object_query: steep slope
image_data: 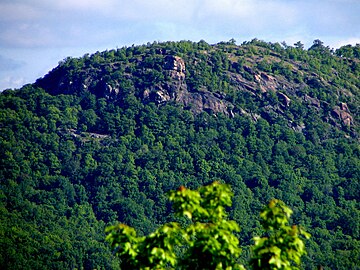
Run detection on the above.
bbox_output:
[1,40,359,269]
[35,39,360,136]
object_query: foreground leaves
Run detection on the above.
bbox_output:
[106,183,309,269]
[106,182,244,269]
[250,199,310,270]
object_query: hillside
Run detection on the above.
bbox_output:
[1,39,359,269]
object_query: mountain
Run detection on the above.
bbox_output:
[1,39,359,269]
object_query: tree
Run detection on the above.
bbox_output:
[294,41,304,50]
[105,182,244,269]
[250,199,310,270]
[105,183,309,269]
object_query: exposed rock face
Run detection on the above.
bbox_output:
[340,102,350,112]
[165,55,186,77]
[306,77,324,89]
[229,73,257,93]
[164,55,186,97]
[332,103,353,126]
[255,72,278,93]
[178,90,230,115]
[98,81,120,98]
[229,69,295,98]
[144,55,233,115]
[304,95,320,108]
[277,92,291,107]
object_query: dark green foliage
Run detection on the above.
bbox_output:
[1,40,359,269]
[106,183,309,270]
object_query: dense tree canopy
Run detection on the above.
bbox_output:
[0,40,359,269]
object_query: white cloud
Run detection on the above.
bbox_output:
[0,2,41,21]
[51,0,115,11]
[0,0,359,89]
[329,37,360,48]
[1,0,358,49]
[198,0,252,19]
[0,75,26,90]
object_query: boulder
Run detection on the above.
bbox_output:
[304,95,320,108]
[332,106,353,126]
[277,92,291,107]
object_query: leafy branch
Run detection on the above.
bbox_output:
[106,183,310,270]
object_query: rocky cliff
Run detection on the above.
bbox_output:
[35,40,359,136]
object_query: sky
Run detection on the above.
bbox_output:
[1,0,359,91]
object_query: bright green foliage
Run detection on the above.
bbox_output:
[106,182,245,270]
[170,183,244,270]
[106,222,181,269]
[106,183,310,270]
[250,199,310,270]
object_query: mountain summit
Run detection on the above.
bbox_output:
[35,39,359,135]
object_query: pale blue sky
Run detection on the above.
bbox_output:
[1,0,359,90]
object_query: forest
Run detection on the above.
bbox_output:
[0,39,359,269]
